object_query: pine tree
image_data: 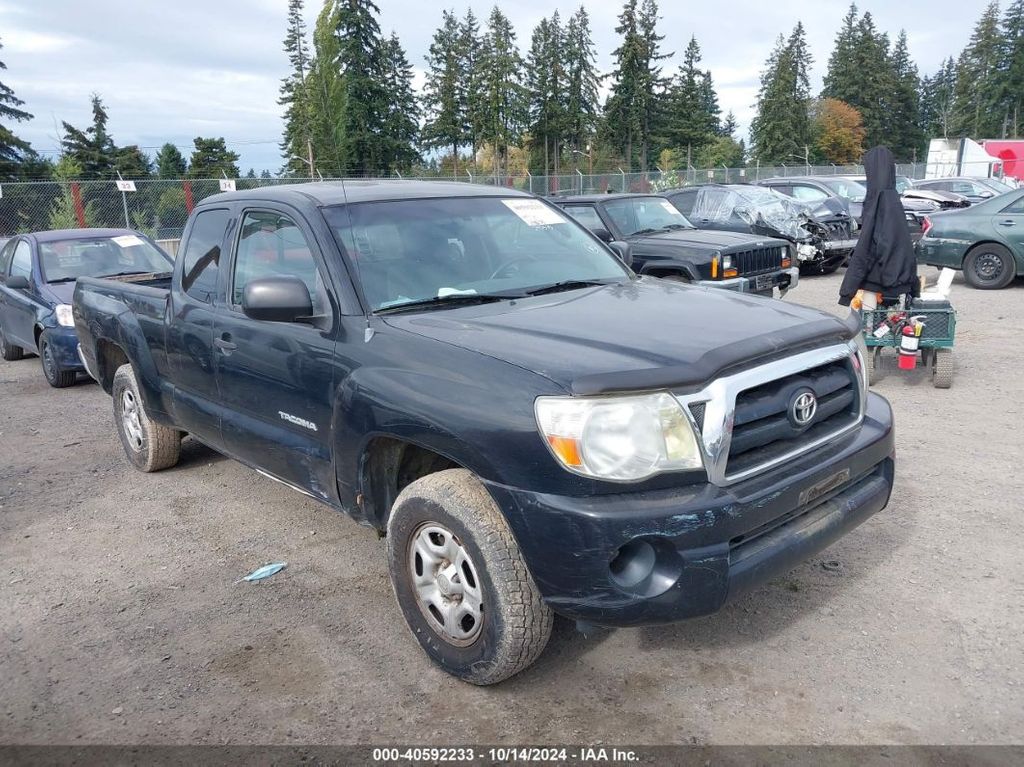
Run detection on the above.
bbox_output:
[186,137,240,178]
[279,0,313,176]
[380,32,419,172]
[952,2,1005,137]
[636,0,669,170]
[663,37,718,163]
[60,95,118,179]
[478,7,526,177]
[821,4,860,104]
[421,11,468,172]
[563,7,600,157]
[920,58,957,138]
[888,31,924,160]
[1001,0,1024,135]
[334,0,389,174]
[0,38,34,180]
[306,1,346,175]
[156,143,187,178]
[525,13,567,174]
[720,110,739,138]
[114,145,153,178]
[460,9,486,157]
[750,25,814,164]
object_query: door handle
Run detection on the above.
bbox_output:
[999,219,1016,226]
[214,334,237,354]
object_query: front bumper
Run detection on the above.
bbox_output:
[487,392,894,627]
[45,326,85,373]
[696,267,799,294]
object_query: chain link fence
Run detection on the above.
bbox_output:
[0,162,949,242]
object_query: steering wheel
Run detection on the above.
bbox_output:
[489,257,537,281]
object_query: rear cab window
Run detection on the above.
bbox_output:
[180,208,230,303]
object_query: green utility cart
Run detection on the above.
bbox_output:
[861,302,957,388]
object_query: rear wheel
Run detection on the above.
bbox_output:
[963,244,1016,289]
[0,328,24,361]
[386,469,552,685]
[112,363,182,471]
[39,330,76,387]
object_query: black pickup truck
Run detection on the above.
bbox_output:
[554,193,798,297]
[74,181,895,685]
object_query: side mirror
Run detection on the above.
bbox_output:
[590,227,613,244]
[4,275,30,290]
[241,276,312,323]
[978,190,994,199]
[608,241,633,269]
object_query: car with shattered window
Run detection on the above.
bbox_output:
[74,181,895,684]
[663,184,858,274]
[552,193,798,297]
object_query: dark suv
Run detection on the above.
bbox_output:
[554,194,797,297]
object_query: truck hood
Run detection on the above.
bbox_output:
[383,278,857,395]
[631,228,782,252]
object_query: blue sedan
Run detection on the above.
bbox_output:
[0,228,172,387]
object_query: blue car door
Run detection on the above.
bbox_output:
[2,239,41,349]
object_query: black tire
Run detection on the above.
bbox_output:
[963,243,1016,290]
[112,363,182,472]
[39,330,76,388]
[932,348,953,389]
[0,327,24,361]
[386,469,553,685]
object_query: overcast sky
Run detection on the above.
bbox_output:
[0,0,989,174]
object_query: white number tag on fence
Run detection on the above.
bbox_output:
[116,180,136,192]
[219,179,236,192]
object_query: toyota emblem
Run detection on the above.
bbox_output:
[789,389,818,428]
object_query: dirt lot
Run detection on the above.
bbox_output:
[2,271,1023,746]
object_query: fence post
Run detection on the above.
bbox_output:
[618,167,626,192]
[577,169,583,194]
[71,183,86,227]
[527,170,532,195]
[467,170,473,184]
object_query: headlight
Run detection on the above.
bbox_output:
[535,392,704,481]
[55,304,75,327]
[720,255,734,270]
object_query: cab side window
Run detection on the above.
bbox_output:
[563,205,605,232]
[233,210,327,317]
[791,185,829,202]
[10,241,32,280]
[0,240,17,275]
[181,208,229,303]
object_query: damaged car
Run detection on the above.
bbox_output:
[663,184,857,275]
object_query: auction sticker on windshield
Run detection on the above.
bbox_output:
[112,235,144,248]
[502,199,567,226]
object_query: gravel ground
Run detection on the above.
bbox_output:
[1,271,1023,746]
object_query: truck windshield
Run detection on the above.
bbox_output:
[821,178,867,202]
[324,197,630,311]
[602,197,694,236]
[39,235,172,283]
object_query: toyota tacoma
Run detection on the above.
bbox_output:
[74,181,895,685]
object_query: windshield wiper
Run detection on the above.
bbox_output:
[46,276,78,284]
[100,270,170,279]
[522,279,612,297]
[374,293,511,315]
[630,227,661,236]
[658,223,693,231]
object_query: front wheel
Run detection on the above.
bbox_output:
[39,330,76,387]
[386,469,552,685]
[112,363,182,471]
[963,244,1016,289]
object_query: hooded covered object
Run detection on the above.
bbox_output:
[838,146,919,305]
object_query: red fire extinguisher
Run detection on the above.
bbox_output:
[897,317,924,370]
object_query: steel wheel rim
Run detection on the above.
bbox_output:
[42,342,56,380]
[408,522,484,646]
[976,252,1004,282]
[120,389,144,451]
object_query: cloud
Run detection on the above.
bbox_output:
[0,0,979,173]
